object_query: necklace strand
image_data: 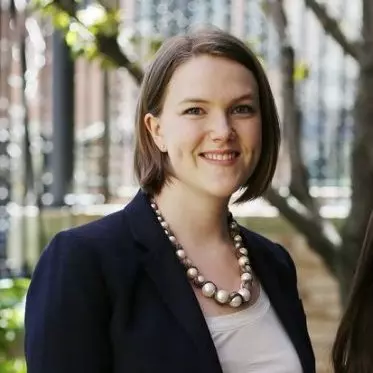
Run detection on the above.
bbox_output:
[150,199,254,308]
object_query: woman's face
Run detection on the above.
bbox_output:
[146,54,262,200]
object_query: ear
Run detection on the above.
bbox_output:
[144,113,167,152]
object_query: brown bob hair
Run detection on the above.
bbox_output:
[134,27,280,203]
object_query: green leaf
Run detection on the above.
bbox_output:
[0,279,29,310]
[0,358,27,373]
[294,62,310,81]
[84,44,99,60]
[65,29,78,46]
[0,278,29,370]
[52,11,71,29]
[30,0,54,10]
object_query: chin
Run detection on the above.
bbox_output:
[204,185,240,200]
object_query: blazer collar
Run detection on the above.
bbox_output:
[124,190,311,373]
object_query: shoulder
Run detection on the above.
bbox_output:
[66,208,129,243]
[56,207,132,250]
[36,207,138,276]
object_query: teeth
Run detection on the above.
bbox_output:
[203,153,236,161]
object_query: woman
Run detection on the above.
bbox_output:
[25,28,315,373]
[332,212,373,373]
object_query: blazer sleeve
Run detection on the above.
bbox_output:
[25,230,112,373]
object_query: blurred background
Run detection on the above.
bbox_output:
[0,0,372,372]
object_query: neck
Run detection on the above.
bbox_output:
[153,182,232,250]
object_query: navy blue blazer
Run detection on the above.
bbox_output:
[25,190,315,373]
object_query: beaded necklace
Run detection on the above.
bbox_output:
[150,199,254,308]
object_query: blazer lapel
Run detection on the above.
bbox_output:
[242,230,311,373]
[125,190,222,373]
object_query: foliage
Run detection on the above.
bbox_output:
[293,61,310,81]
[245,38,310,81]
[0,360,26,373]
[31,0,122,68]
[0,279,30,373]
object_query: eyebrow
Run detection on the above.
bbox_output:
[179,92,257,105]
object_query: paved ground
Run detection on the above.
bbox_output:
[280,234,341,373]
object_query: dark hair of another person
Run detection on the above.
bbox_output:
[332,212,373,373]
[133,27,280,203]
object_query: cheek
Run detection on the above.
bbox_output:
[240,120,262,148]
[163,120,203,156]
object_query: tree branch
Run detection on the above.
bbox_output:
[304,0,359,60]
[53,0,144,83]
[265,0,340,274]
[265,187,340,275]
[267,0,318,213]
[282,46,318,211]
[265,0,287,41]
[96,35,143,83]
[338,0,373,294]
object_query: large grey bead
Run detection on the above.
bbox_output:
[234,235,243,243]
[238,288,251,302]
[202,282,216,298]
[169,236,177,244]
[238,247,248,256]
[238,256,249,267]
[187,267,198,279]
[229,294,243,308]
[176,249,186,259]
[215,289,229,304]
[241,272,253,282]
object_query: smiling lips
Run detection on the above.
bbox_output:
[200,150,240,164]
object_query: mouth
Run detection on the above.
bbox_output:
[199,151,240,162]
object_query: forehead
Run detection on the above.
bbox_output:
[164,55,259,103]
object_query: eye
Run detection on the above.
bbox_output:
[182,107,205,115]
[231,104,256,115]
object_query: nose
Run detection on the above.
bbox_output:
[209,112,235,142]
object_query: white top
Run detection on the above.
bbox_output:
[205,287,303,373]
